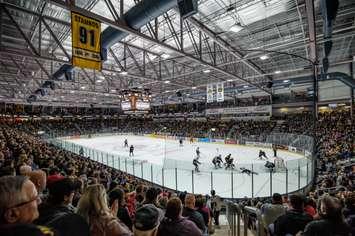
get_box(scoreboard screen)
[120,89,151,113]
[121,102,131,111]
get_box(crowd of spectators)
[0,108,353,236]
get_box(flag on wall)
[206,84,214,103]
[216,83,224,102]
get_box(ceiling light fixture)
[164,80,170,84]
[120,71,128,75]
[274,70,281,74]
[227,79,233,82]
[229,23,243,33]
[243,85,249,88]
[192,86,197,89]
[162,54,170,59]
[80,86,86,89]
[283,79,290,83]
[260,55,269,60]
[203,69,211,73]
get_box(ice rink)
[67,135,311,198]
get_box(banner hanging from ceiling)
[206,84,214,103]
[71,12,102,70]
[216,83,224,102]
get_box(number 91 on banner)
[71,12,102,70]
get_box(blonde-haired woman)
[77,184,133,236]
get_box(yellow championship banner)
[71,12,101,70]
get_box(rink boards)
[64,133,313,198]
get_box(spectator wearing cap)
[35,178,76,225]
[108,187,133,230]
[0,175,40,225]
[260,193,286,231]
[133,204,160,236]
[77,184,132,236]
[302,195,351,236]
[182,194,206,233]
[158,197,202,236]
[273,193,312,236]
[46,167,63,186]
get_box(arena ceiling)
[0,0,354,107]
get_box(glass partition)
[45,132,314,199]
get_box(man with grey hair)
[0,175,40,225]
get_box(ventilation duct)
[54,0,178,81]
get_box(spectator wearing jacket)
[210,190,223,228]
[133,204,160,236]
[303,195,351,236]
[0,176,40,225]
[260,193,286,230]
[158,197,202,236]
[343,193,355,236]
[77,184,132,236]
[108,187,133,230]
[273,194,312,236]
[182,194,206,233]
[35,178,76,225]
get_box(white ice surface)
[67,135,311,198]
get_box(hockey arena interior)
[0,0,354,236]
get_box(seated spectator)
[260,193,286,231]
[302,195,351,236]
[182,194,206,233]
[0,223,56,236]
[195,195,211,229]
[46,167,63,186]
[77,184,132,236]
[133,204,160,236]
[303,197,316,218]
[35,178,76,225]
[158,197,202,236]
[273,193,312,236]
[108,187,133,230]
[0,176,40,225]
[28,170,47,195]
[140,187,164,220]
[19,164,32,176]
[343,192,355,235]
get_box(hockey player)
[258,150,268,160]
[179,138,183,147]
[193,157,201,172]
[240,167,258,176]
[129,145,134,157]
[272,144,277,157]
[225,154,235,170]
[79,147,84,156]
[196,147,201,158]
[124,139,128,148]
[212,154,223,169]
[265,161,275,172]
[224,154,232,164]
